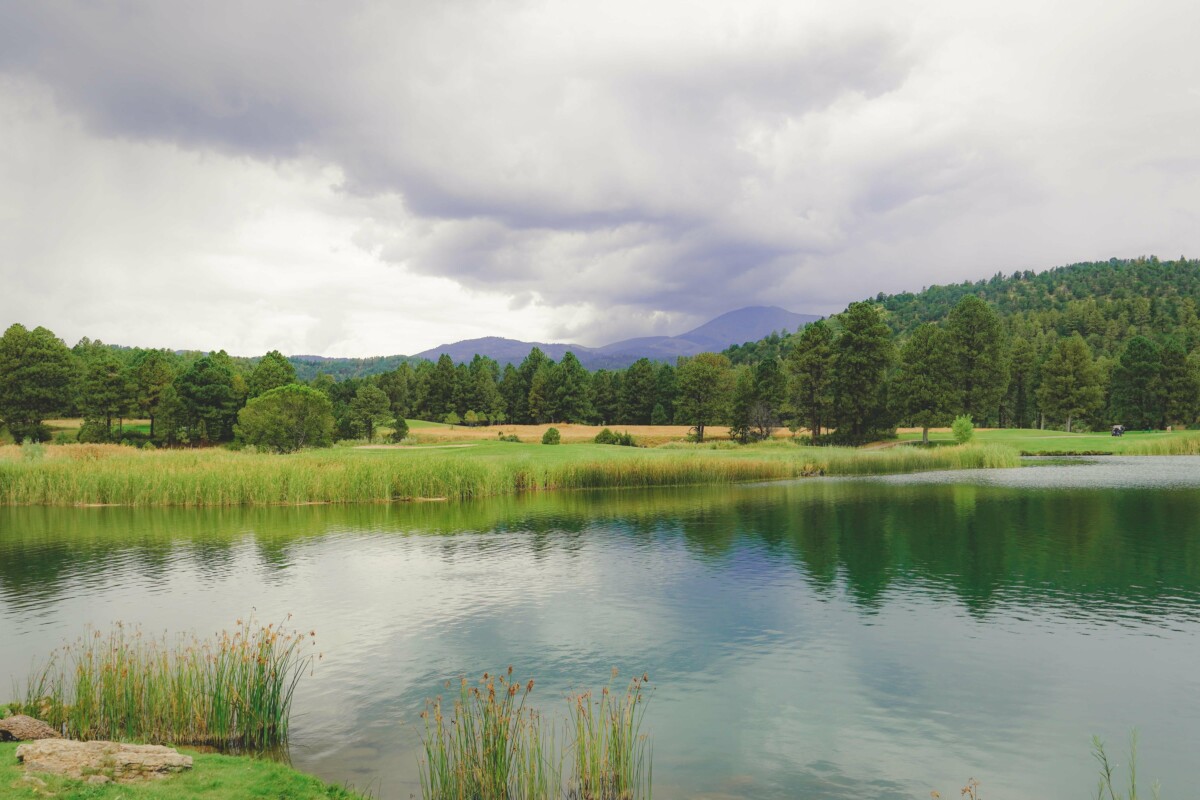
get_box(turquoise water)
[2,457,1199,798]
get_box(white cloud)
[2,0,1199,354]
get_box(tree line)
[4,258,1200,450]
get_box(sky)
[2,1,1199,357]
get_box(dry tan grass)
[410,423,797,446]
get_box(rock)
[0,715,61,741]
[15,739,193,783]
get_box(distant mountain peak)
[412,306,820,369]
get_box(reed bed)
[17,618,314,748]
[1124,433,1200,456]
[420,669,651,800]
[0,442,1021,507]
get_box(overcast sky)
[2,1,1198,356]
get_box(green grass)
[0,441,1021,507]
[17,619,314,749]
[0,742,364,799]
[896,427,1200,455]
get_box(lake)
[3,456,1199,798]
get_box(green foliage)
[174,354,240,444]
[594,428,636,446]
[832,303,895,441]
[786,319,835,437]
[946,295,1008,423]
[236,384,335,453]
[675,352,734,442]
[1110,336,1162,428]
[542,426,561,445]
[894,324,956,442]
[620,358,658,424]
[1038,334,1104,432]
[391,417,410,442]
[650,402,670,426]
[350,384,392,443]
[248,349,297,398]
[951,415,974,444]
[19,618,313,749]
[554,352,594,423]
[0,324,75,441]
[79,350,134,441]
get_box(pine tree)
[945,295,1008,424]
[553,352,594,423]
[892,323,955,443]
[248,350,296,398]
[831,303,894,440]
[1158,339,1199,427]
[785,320,834,438]
[1109,336,1163,429]
[1037,334,1102,432]
[675,353,734,442]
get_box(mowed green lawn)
[896,427,1196,454]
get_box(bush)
[595,428,636,446]
[952,415,974,444]
[76,419,112,443]
[542,427,561,445]
[391,417,410,443]
[235,384,335,453]
[498,432,521,442]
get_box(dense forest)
[2,257,1198,450]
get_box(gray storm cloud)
[2,0,1199,353]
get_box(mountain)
[413,306,821,369]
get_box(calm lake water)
[3,456,1200,798]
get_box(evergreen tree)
[619,358,658,424]
[785,320,835,438]
[653,363,678,422]
[751,357,787,439]
[1158,339,1199,427]
[1037,334,1103,432]
[349,384,392,442]
[590,370,621,425]
[499,363,524,422]
[650,403,670,426]
[132,349,176,439]
[248,350,296,398]
[174,356,239,444]
[1002,336,1037,429]
[1109,336,1163,428]
[376,364,412,419]
[425,354,458,419]
[945,295,1009,424]
[79,351,134,440]
[527,363,555,423]
[892,323,955,443]
[728,365,756,444]
[0,324,75,441]
[675,353,734,442]
[553,352,593,423]
[831,303,895,440]
[513,348,551,423]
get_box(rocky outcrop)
[15,739,193,783]
[0,715,61,741]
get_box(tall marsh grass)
[0,442,1021,507]
[420,669,652,800]
[1124,434,1200,456]
[18,617,314,748]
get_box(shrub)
[76,419,112,443]
[952,415,974,444]
[498,432,521,443]
[235,384,335,453]
[594,428,618,445]
[542,427,561,445]
[391,417,410,443]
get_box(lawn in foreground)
[0,743,364,800]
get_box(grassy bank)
[0,742,364,799]
[0,441,1020,507]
